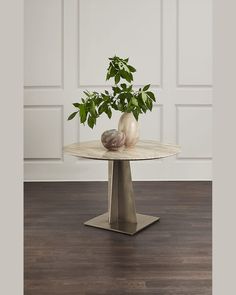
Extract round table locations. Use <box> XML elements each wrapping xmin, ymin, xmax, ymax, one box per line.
<box><xmin>64</xmin><ymin>140</ymin><xmax>180</xmax><ymax>235</ymax></box>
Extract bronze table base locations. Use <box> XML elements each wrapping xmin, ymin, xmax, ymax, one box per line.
<box><xmin>84</xmin><ymin>160</ymin><xmax>160</xmax><ymax>235</ymax></box>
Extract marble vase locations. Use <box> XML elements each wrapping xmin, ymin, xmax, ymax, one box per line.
<box><xmin>101</xmin><ymin>129</ymin><xmax>126</xmax><ymax>151</ymax></box>
<box><xmin>118</xmin><ymin>112</ymin><xmax>139</xmax><ymax>147</ymax></box>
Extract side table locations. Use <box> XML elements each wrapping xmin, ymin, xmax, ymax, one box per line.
<box><xmin>64</xmin><ymin>140</ymin><xmax>180</xmax><ymax>235</ymax></box>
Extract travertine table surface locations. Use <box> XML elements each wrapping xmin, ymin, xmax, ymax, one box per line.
<box><xmin>64</xmin><ymin>140</ymin><xmax>180</xmax><ymax>161</ymax></box>
<box><xmin>64</xmin><ymin>140</ymin><xmax>180</xmax><ymax>235</ymax></box>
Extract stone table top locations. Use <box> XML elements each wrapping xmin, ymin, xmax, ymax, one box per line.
<box><xmin>64</xmin><ymin>140</ymin><xmax>181</xmax><ymax>161</ymax></box>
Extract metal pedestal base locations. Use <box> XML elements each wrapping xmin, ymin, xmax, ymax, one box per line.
<box><xmin>84</xmin><ymin>213</ymin><xmax>160</xmax><ymax>235</ymax></box>
<box><xmin>84</xmin><ymin>160</ymin><xmax>160</xmax><ymax>235</ymax></box>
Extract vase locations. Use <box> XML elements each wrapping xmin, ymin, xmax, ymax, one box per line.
<box><xmin>118</xmin><ymin>112</ymin><xmax>139</xmax><ymax>147</ymax></box>
<box><xmin>101</xmin><ymin>129</ymin><xmax>126</xmax><ymax>151</ymax></box>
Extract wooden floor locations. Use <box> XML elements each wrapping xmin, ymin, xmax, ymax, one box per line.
<box><xmin>25</xmin><ymin>181</ymin><xmax>212</xmax><ymax>295</ymax></box>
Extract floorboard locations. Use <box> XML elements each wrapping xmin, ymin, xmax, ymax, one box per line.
<box><xmin>24</xmin><ymin>181</ymin><xmax>212</xmax><ymax>295</ymax></box>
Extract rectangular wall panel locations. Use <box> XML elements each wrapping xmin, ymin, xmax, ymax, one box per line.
<box><xmin>24</xmin><ymin>106</ymin><xmax>63</xmax><ymax>159</ymax></box>
<box><xmin>139</xmin><ymin>106</ymin><xmax>163</xmax><ymax>141</ymax></box>
<box><xmin>79</xmin><ymin>0</ymin><xmax>162</xmax><ymax>86</ymax></box>
<box><xmin>24</xmin><ymin>0</ymin><xmax>62</xmax><ymax>87</ymax></box>
<box><xmin>176</xmin><ymin>105</ymin><xmax>212</xmax><ymax>159</ymax></box>
<box><xmin>177</xmin><ymin>0</ymin><xmax>212</xmax><ymax>86</ymax></box>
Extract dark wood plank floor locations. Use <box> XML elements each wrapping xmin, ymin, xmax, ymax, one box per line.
<box><xmin>25</xmin><ymin>181</ymin><xmax>212</xmax><ymax>295</ymax></box>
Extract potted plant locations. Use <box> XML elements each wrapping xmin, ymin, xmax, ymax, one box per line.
<box><xmin>68</xmin><ymin>56</ymin><xmax>157</xmax><ymax>148</ymax></box>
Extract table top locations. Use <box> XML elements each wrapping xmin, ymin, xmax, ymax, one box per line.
<box><xmin>64</xmin><ymin>140</ymin><xmax>180</xmax><ymax>161</ymax></box>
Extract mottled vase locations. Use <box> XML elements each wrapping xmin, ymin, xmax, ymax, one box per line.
<box><xmin>101</xmin><ymin>129</ymin><xmax>126</xmax><ymax>151</ymax></box>
<box><xmin>118</xmin><ymin>112</ymin><xmax>139</xmax><ymax>147</ymax></box>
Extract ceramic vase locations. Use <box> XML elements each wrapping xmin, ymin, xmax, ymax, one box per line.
<box><xmin>118</xmin><ymin>112</ymin><xmax>139</xmax><ymax>147</ymax></box>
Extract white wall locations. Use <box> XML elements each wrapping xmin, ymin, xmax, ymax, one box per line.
<box><xmin>0</xmin><ymin>0</ymin><xmax>23</xmax><ymax>293</ymax></box>
<box><xmin>213</xmin><ymin>0</ymin><xmax>236</xmax><ymax>293</ymax></box>
<box><xmin>24</xmin><ymin>0</ymin><xmax>212</xmax><ymax>181</ymax></box>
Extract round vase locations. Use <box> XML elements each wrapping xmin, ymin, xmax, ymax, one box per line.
<box><xmin>101</xmin><ymin>129</ymin><xmax>126</xmax><ymax>151</ymax></box>
<box><xmin>118</xmin><ymin>112</ymin><xmax>139</xmax><ymax>147</ymax></box>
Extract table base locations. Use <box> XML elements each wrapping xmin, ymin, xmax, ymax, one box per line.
<box><xmin>84</xmin><ymin>213</ymin><xmax>160</xmax><ymax>235</ymax></box>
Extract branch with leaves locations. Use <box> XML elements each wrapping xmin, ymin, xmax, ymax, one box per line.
<box><xmin>68</xmin><ymin>56</ymin><xmax>157</xmax><ymax>128</ymax></box>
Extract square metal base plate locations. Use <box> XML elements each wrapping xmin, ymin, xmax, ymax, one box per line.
<box><xmin>84</xmin><ymin>213</ymin><xmax>160</xmax><ymax>235</ymax></box>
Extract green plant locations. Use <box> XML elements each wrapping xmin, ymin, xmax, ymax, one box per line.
<box><xmin>68</xmin><ymin>56</ymin><xmax>157</xmax><ymax>128</ymax></box>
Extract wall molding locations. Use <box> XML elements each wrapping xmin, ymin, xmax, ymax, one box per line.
<box><xmin>24</xmin><ymin>0</ymin><xmax>64</xmax><ymax>90</ymax></box>
<box><xmin>176</xmin><ymin>103</ymin><xmax>212</xmax><ymax>160</ymax></box>
<box><xmin>24</xmin><ymin>105</ymin><xmax>64</xmax><ymax>161</ymax></box>
<box><xmin>176</xmin><ymin>0</ymin><xmax>212</xmax><ymax>88</ymax></box>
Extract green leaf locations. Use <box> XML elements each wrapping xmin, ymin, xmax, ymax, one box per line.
<box><xmin>117</xmin><ymin>103</ymin><xmax>123</xmax><ymax>111</ymax></box>
<box><xmin>118</xmin><ymin>92</ymin><xmax>128</xmax><ymax>101</ymax></box>
<box><xmin>121</xmin><ymin>71</ymin><xmax>131</xmax><ymax>83</ymax></box>
<box><xmin>112</xmin><ymin>103</ymin><xmax>118</xmax><ymax>110</ymax></box>
<box><xmin>128</xmin><ymin>65</ymin><xmax>136</xmax><ymax>72</ymax></box>
<box><xmin>115</xmin><ymin>74</ymin><xmax>120</xmax><ymax>84</ymax></box>
<box><xmin>105</xmin><ymin>107</ymin><xmax>112</xmax><ymax>119</ymax></box>
<box><xmin>118</xmin><ymin>61</ymin><xmax>124</xmax><ymax>70</ymax></box>
<box><xmin>83</xmin><ymin>91</ymin><xmax>90</xmax><ymax>97</ymax></box>
<box><xmin>73</xmin><ymin>103</ymin><xmax>80</xmax><ymax>108</ymax></box>
<box><xmin>140</xmin><ymin>104</ymin><xmax>147</xmax><ymax>113</ymax></box>
<box><xmin>79</xmin><ymin>104</ymin><xmax>87</xmax><ymax>123</ymax></box>
<box><xmin>113</xmin><ymin>86</ymin><xmax>121</xmax><ymax>95</ymax></box>
<box><xmin>146</xmin><ymin>98</ymin><xmax>153</xmax><ymax>111</ymax></box>
<box><xmin>98</xmin><ymin>103</ymin><xmax>105</xmax><ymax>115</ymax></box>
<box><xmin>68</xmin><ymin>111</ymin><xmax>78</xmax><ymax>120</ymax></box>
<box><xmin>79</xmin><ymin>104</ymin><xmax>85</xmax><ymax>115</ymax></box>
<box><xmin>107</xmin><ymin>65</ymin><xmax>111</xmax><ymax>73</ymax></box>
<box><xmin>88</xmin><ymin>115</ymin><xmax>96</xmax><ymax>129</ymax></box>
<box><xmin>90</xmin><ymin>101</ymin><xmax>96</xmax><ymax>116</ymax></box>
<box><xmin>132</xmin><ymin>110</ymin><xmax>139</xmax><ymax>121</ymax></box>
<box><xmin>121</xmin><ymin>83</ymin><xmax>126</xmax><ymax>89</ymax></box>
<box><xmin>127</xmin><ymin>98</ymin><xmax>133</xmax><ymax>108</ymax></box>
<box><xmin>131</xmin><ymin>97</ymin><xmax>139</xmax><ymax>107</ymax></box>
<box><xmin>127</xmin><ymin>85</ymin><xmax>132</xmax><ymax>92</ymax></box>
<box><xmin>146</xmin><ymin>91</ymin><xmax>156</xmax><ymax>101</ymax></box>
<box><xmin>110</xmin><ymin>66</ymin><xmax>117</xmax><ymax>77</ymax></box>
<box><xmin>123</xmin><ymin>64</ymin><xmax>130</xmax><ymax>72</ymax></box>
<box><xmin>143</xmin><ymin>84</ymin><xmax>150</xmax><ymax>91</ymax></box>
<box><xmin>141</xmin><ymin>91</ymin><xmax>147</xmax><ymax>103</ymax></box>
<box><xmin>107</xmin><ymin>64</ymin><xmax>117</xmax><ymax>80</ymax></box>
<box><xmin>80</xmin><ymin>113</ymin><xmax>87</xmax><ymax>124</ymax></box>
<box><xmin>95</xmin><ymin>95</ymin><xmax>102</xmax><ymax>105</ymax></box>
<box><xmin>125</xmin><ymin>92</ymin><xmax>133</xmax><ymax>100</ymax></box>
